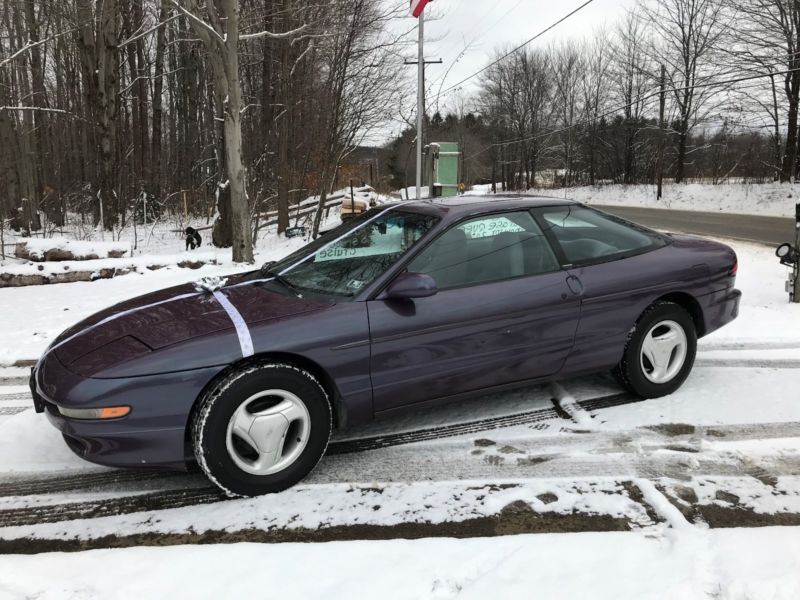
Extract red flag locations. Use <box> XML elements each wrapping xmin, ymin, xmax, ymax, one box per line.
<box><xmin>410</xmin><ymin>0</ymin><xmax>431</xmax><ymax>18</ymax></box>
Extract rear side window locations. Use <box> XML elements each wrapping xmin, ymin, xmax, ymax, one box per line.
<box><xmin>407</xmin><ymin>211</ymin><xmax>559</xmax><ymax>290</ymax></box>
<box><xmin>535</xmin><ymin>206</ymin><xmax>664</xmax><ymax>265</ymax></box>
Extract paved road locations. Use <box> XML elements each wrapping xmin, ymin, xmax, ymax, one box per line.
<box><xmin>594</xmin><ymin>205</ymin><xmax>795</xmax><ymax>246</ymax></box>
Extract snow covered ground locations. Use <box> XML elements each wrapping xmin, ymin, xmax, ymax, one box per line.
<box><xmin>1</xmin><ymin>198</ymin><xmax>799</xmax><ymax>598</ymax></box>
<box><xmin>2</xmin><ymin>528</ymin><xmax>799</xmax><ymax>600</ymax></box>
<box><xmin>468</xmin><ymin>182</ymin><xmax>798</xmax><ymax>218</ymax></box>
<box><xmin>559</xmin><ymin>182</ymin><xmax>798</xmax><ymax>218</ymax></box>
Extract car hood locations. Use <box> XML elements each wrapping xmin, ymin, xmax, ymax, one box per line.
<box><xmin>52</xmin><ymin>273</ymin><xmax>326</xmax><ymax>373</ymax></box>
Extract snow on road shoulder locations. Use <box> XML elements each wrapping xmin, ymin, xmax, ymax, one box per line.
<box><xmin>522</xmin><ymin>182</ymin><xmax>798</xmax><ymax>218</ymax></box>
<box><xmin>2</xmin><ymin>528</ymin><xmax>799</xmax><ymax>600</ymax></box>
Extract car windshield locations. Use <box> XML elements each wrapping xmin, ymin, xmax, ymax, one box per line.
<box><xmin>266</xmin><ymin>208</ymin><xmax>439</xmax><ymax>297</ymax></box>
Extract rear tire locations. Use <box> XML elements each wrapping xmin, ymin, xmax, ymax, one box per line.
<box><xmin>613</xmin><ymin>302</ymin><xmax>697</xmax><ymax>399</ymax></box>
<box><xmin>192</xmin><ymin>362</ymin><xmax>331</xmax><ymax>497</ymax></box>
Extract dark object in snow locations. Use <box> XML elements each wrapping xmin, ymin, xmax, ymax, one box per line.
<box><xmin>185</xmin><ymin>227</ymin><xmax>202</xmax><ymax>251</ymax></box>
<box><xmin>285</xmin><ymin>226</ymin><xmax>306</xmax><ymax>238</ymax></box>
<box><xmin>32</xmin><ymin>195</ymin><xmax>741</xmax><ymax>497</ymax></box>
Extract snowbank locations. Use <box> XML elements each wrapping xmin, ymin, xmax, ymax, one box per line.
<box><xmin>531</xmin><ymin>182</ymin><xmax>798</xmax><ymax>218</ymax></box>
<box><xmin>1</xmin><ymin>528</ymin><xmax>798</xmax><ymax>599</ymax></box>
<box><xmin>15</xmin><ymin>238</ymin><xmax>131</xmax><ymax>262</ymax></box>
<box><xmin>392</xmin><ymin>186</ymin><xmax>430</xmax><ymax>200</ymax></box>
<box><xmin>0</xmin><ymin>251</ymin><xmax>221</xmax><ymax>288</ymax></box>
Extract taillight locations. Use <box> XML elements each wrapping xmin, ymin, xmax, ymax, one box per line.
<box><xmin>729</xmin><ymin>262</ymin><xmax>738</xmax><ymax>276</ymax></box>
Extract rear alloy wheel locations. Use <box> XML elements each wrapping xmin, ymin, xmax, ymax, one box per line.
<box><xmin>613</xmin><ymin>302</ymin><xmax>697</xmax><ymax>398</ymax></box>
<box><xmin>193</xmin><ymin>362</ymin><xmax>331</xmax><ymax>497</ymax></box>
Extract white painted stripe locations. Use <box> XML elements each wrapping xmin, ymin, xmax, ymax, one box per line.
<box><xmin>212</xmin><ymin>291</ymin><xmax>254</xmax><ymax>358</ymax></box>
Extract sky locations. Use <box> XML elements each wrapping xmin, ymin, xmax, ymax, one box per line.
<box><xmin>367</xmin><ymin>0</ymin><xmax>634</xmax><ymax>144</ymax></box>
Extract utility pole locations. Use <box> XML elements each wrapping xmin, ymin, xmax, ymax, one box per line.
<box><xmin>657</xmin><ymin>64</ymin><xmax>666</xmax><ymax>200</ymax></box>
<box><xmin>408</xmin><ymin>0</ymin><xmax>438</xmax><ymax>201</ymax></box>
<box><xmin>416</xmin><ymin>11</ymin><xmax>424</xmax><ymax>202</ymax></box>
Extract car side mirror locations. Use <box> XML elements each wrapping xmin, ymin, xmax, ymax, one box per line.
<box><xmin>385</xmin><ymin>272</ymin><xmax>438</xmax><ymax>300</ymax></box>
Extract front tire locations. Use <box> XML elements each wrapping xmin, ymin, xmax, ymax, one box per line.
<box><xmin>192</xmin><ymin>362</ymin><xmax>332</xmax><ymax>497</ymax></box>
<box><xmin>613</xmin><ymin>302</ymin><xmax>697</xmax><ymax>399</ymax></box>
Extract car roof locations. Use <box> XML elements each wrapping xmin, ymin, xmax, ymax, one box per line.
<box><xmin>390</xmin><ymin>195</ymin><xmax>579</xmax><ymax>221</ymax></box>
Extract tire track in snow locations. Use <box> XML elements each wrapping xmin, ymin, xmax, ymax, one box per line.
<box><xmin>699</xmin><ymin>341</ymin><xmax>800</xmax><ymax>352</ymax></box>
<box><xmin>328</xmin><ymin>393</ymin><xmax>638</xmax><ymax>455</ymax></box>
<box><xmin>3</xmin><ymin>441</ymin><xmax>800</xmax><ymax>528</ymax></box>
<box><xmin>0</xmin><ymin>394</ymin><xmax>32</xmax><ymax>403</ymax></box>
<box><xmin>0</xmin><ymin>392</ymin><xmax>635</xmax><ymax>497</ymax></box>
<box><xmin>0</xmin><ymin>488</ymin><xmax>224</xmax><ymax>528</ymax></box>
<box><xmin>696</xmin><ymin>358</ymin><xmax>800</xmax><ymax>369</ymax></box>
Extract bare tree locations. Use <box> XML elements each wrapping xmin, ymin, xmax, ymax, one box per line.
<box><xmin>724</xmin><ymin>0</ymin><xmax>800</xmax><ymax>181</ymax></box>
<box><xmin>581</xmin><ymin>30</ymin><xmax>612</xmax><ymax>184</ymax></box>
<box><xmin>610</xmin><ymin>11</ymin><xmax>654</xmax><ymax>184</ymax></box>
<box><xmin>641</xmin><ymin>0</ymin><xmax>728</xmax><ymax>183</ymax></box>
<box><xmin>75</xmin><ymin>0</ymin><xmax>121</xmax><ymax>229</ymax></box>
<box><xmin>551</xmin><ymin>42</ymin><xmax>586</xmax><ymax>187</ymax></box>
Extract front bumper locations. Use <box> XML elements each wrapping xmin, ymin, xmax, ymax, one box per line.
<box><xmin>32</xmin><ymin>352</ymin><xmax>224</xmax><ymax>469</ymax></box>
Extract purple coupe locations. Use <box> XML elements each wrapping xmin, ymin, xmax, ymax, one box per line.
<box><xmin>31</xmin><ymin>197</ymin><xmax>741</xmax><ymax>496</ymax></box>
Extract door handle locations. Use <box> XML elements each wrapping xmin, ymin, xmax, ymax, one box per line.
<box><xmin>566</xmin><ymin>275</ymin><xmax>584</xmax><ymax>296</ymax></box>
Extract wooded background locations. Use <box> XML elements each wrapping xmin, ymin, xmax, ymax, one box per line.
<box><xmin>2</xmin><ymin>0</ymin><xmax>800</xmax><ymax>261</ymax></box>
<box><xmin>1</xmin><ymin>0</ymin><xmax>406</xmax><ymax>260</ymax></box>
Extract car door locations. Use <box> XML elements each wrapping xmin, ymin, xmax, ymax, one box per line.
<box><xmin>367</xmin><ymin>210</ymin><xmax>582</xmax><ymax>415</ymax></box>
<box><xmin>532</xmin><ymin>205</ymin><xmax>673</xmax><ymax>375</ymax></box>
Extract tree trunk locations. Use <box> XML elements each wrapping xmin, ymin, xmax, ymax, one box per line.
<box><xmin>0</xmin><ymin>108</ymin><xmax>22</xmax><ymax>219</ymax></box>
<box><xmin>76</xmin><ymin>0</ymin><xmax>120</xmax><ymax>230</ymax></box>
<box><xmin>151</xmin><ymin>1</ymin><xmax>169</xmax><ymax>198</ymax></box>
<box><xmin>222</xmin><ymin>86</ymin><xmax>254</xmax><ymax>263</ymax></box>
<box><xmin>220</xmin><ymin>1</ymin><xmax>253</xmax><ymax>263</ymax></box>
<box><xmin>23</xmin><ymin>0</ymin><xmax>45</xmax><ymax>226</ymax></box>
<box><xmin>675</xmin><ymin>119</ymin><xmax>689</xmax><ymax>184</ymax></box>
<box><xmin>783</xmin><ymin>96</ymin><xmax>799</xmax><ymax>183</ymax></box>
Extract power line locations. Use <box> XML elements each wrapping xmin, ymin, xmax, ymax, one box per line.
<box><xmin>428</xmin><ymin>0</ymin><xmax>526</xmax><ymax>90</ymax></box>
<box><xmin>438</xmin><ymin>0</ymin><xmax>597</xmax><ymax>97</ymax></box>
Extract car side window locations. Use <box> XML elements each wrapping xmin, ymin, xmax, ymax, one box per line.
<box><xmin>407</xmin><ymin>211</ymin><xmax>560</xmax><ymax>290</ymax></box>
<box><xmin>536</xmin><ymin>206</ymin><xmax>664</xmax><ymax>265</ymax></box>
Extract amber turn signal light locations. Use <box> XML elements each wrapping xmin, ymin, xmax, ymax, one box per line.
<box><xmin>58</xmin><ymin>406</ymin><xmax>131</xmax><ymax>420</ymax></box>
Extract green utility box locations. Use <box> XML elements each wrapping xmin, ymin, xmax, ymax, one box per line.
<box><xmin>425</xmin><ymin>142</ymin><xmax>460</xmax><ymax>198</ymax></box>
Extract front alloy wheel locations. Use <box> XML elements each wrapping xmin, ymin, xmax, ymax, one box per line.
<box><xmin>193</xmin><ymin>362</ymin><xmax>332</xmax><ymax>497</ymax></box>
<box><xmin>225</xmin><ymin>389</ymin><xmax>311</xmax><ymax>477</ymax></box>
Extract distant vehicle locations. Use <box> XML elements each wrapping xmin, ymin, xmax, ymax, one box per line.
<box><xmin>31</xmin><ymin>196</ymin><xmax>741</xmax><ymax>496</ymax></box>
